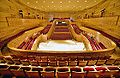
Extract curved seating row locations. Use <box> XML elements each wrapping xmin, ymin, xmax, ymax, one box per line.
<box><xmin>17</xmin><ymin>24</ymin><xmax>52</xmax><ymax>50</ymax></box>
<box><xmin>83</xmin><ymin>33</ymin><xmax>106</xmax><ymax>50</ymax></box>
<box><xmin>41</xmin><ymin>24</ymin><xmax>52</xmax><ymax>34</ymax></box>
<box><xmin>50</xmin><ymin>24</ymin><xmax>72</xmax><ymax>40</ymax></box>
<box><xmin>71</xmin><ymin>24</ymin><xmax>83</xmax><ymax>34</ymax></box>
<box><xmin>50</xmin><ymin>32</ymin><xmax>72</xmax><ymax>40</ymax></box>
<box><xmin>17</xmin><ymin>32</ymin><xmax>41</xmax><ymax>50</ymax></box>
<box><xmin>0</xmin><ymin>62</ymin><xmax>120</xmax><ymax>78</ymax></box>
<box><xmin>71</xmin><ymin>24</ymin><xmax>106</xmax><ymax>50</ymax></box>
<box><xmin>1</xmin><ymin>55</ymin><xmax>120</xmax><ymax>67</ymax></box>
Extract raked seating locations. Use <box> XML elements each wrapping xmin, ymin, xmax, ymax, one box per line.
<box><xmin>71</xmin><ymin>24</ymin><xmax>83</xmax><ymax>34</ymax></box>
<box><xmin>17</xmin><ymin>24</ymin><xmax>52</xmax><ymax>50</ymax></box>
<box><xmin>71</xmin><ymin>24</ymin><xmax>106</xmax><ymax>50</ymax></box>
<box><xmin>1</xmin><ymin>55</ymin><xmax>120</xmax><ymax>67</ymax></box>
<box><xmin>50</xmin><ymin>32</ymin><xmax>72</xmax><ymax>40</ymax></box>
<box><xmin>54</xmin><ymin>28</ymin><xmax>69</xmax><ymax>32</ymax></box>
<box><xmin>41</xmin><ymin>24</ymin><xmax>52</xmax><ymax>34</ymax></box>
<box><xmin>0</xmin><ymin>63</ymin><xmax>120</xmax><ymax>78</ymax></box>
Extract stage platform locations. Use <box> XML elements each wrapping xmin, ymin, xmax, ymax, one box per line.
<box><xmin>37</xmin><ymin>40</ymin><xmax>86</xmax><ymax>51</ymax></box>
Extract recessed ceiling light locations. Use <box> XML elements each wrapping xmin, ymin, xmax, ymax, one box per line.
<box><xmin>77</xmin><ymin>1</ymin><xmax>79</xmax><ymax>2</ymax></box>
<box><xmin>51</xmin><ymin>1</ymin><xmax>54</xmax><ymax>3</ymax></box>
<box><xmin>53</xmin><ymin>6</ymin><xmax>55</xmax><ymax>7</ymax></box>
<box><xmin>60</xmin><ymin>6</ymin><xmax>62</xmax><ymax>7</ymax></box>
<box><xmin>67</xmin><ymin>6</ymin><xmax>69</xmax><ymax>7</ymax></box>
<box><xmin>60</xmin><ymin>1</ymin><xmax>62</xmax><ymax>3</ymax></box>
<box><xmin>43</xmin><ymin>1</ymin><xmax>45</xmax><ymax>3</ymax></box>
<box><xmin>85</xmin><ymin>0</ymin><xmax>87</xmax><ymax>2</ymax></box>
<box><xmin>36</xmin><ymin>1</ymin><xmax>38</xmax><ymax>3</ymax></box>
<box><xmin>27</xmin><ymin>2</ymin><xmax>29</xmax><ymax>4</ymax></box>
<box><xmin>68</xmin><ymin>1</ymin><xmax>71</xmax><ymax>3</ymax></box>
<box><xmin>35</xmin><ymin>7</ymin><xmax>36</xmax><ymax>8</ymax></box>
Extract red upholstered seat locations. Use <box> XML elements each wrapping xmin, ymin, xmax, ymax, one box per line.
<box><xmin>114</xmin><ymin>58</ymin><xmax>120</xmax><ymax>65</ymax></box>
<box><xmin>70</xmin><ymin>67</ymin><xmax>81</xmax><ymax>72</ymax></box>
<box><xmin>71</xmin><ymin>72</ymin><xmax>84</xmax><ymax>78</ymax></box>
<box><xmin>4</xmin><ymin>56</ymin><xmax>14</xmax><ymax>64</ymax></box>
<box><xmin>95</xmin><ymin>67</ymin><xmax>107</xmax><ymax>71</ymax></box>
<box><xmin>107</xmin><ymin>66</ymin><xmax>119</xmax><ymax>70</ymax></box>
<box><xmin>42</xmin><ymin>67</ymin><xmax>56</xmax><ymax>78</ymax></box>
<box><xmin>27</xmin><ymin>67</ymin><xmax>43</xmax><ymax>78</ymax></box>
<box><xmin>83</xmin><ymin>67</ymin><xmax>95</xmax><ymax>71</ymax></box>
<box><xmin>57</xmin><ymin>67</ymin><xmax>69</xmax><ymax>78</ymax></box>
<box><xmin>30</xmin><ymin>60</ymin><xmax>39</xmax><ymax>66</ymax></box>
<box><xmin>0</xmin><ymin>56</ymin><xmax>6</xmax><ymax>63</ymax></box>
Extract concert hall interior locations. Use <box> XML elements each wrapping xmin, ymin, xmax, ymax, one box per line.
<box><xmin>0</xmin><ymin>0</ymin><xmax>120</xmax><ymax>78</ymax></box>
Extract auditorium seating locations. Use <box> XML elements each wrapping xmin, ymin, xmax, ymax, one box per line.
<box><xmin>70</xmin><ymin>24</ymin><xmax>107</xmax><ymax>50</ymax></box>
<box><xmin>41</xmin><ymin>24</ymin><xmax>52</xmax><ymax>34</ymax></box>
<box><xmin>0</xmin><ymin>55</ymin><xmax>120</xmax><ymax>78</ymax></box>
<box><xmin>71</xmin><ymin>24</ymin><xmax>83</xmax><ymax>34</ymax></box>
<box><xmin>17</xmin><ymin>24</ymin><xmax>52</xmax><ymax>50</ymax></box>
<box><xmin>50</xmin><ymin>32</ymin><xmax>72</xmax><ymax>40</ymax></box>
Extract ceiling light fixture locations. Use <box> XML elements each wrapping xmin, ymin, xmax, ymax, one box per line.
<box><xmin>60</xmin><ymin>1</ymin><xmax>62</xmax><ymax>3</ymax></box>
<box><xmin>51</xmin><ymin>1</ymin><xmax>54</xmax><ymax>3</ymax></box>
<box><xmin>43</xmin><ymin>1</ymin><xmax>45</xmax><ymax>3</ymax></box>
<box><xmin>27</xmin><ymin>2</ymin><xmax>29</xmax><ymax>4</ymax></box>
<box><xmin>36</xmin><ymin>1</ymin><xmax>38</xmax><ymax>3</ymax></box>
<box><xmin>85</xmin><ymin>0</ymin><xmax>87</xmax><ymax>2</ymax></box>
<box><xmin>68</xmin><ymin>1</ymin><xmax>71</xmax><ymax>3</ymax></box>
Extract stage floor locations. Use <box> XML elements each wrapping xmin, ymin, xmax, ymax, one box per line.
<box><xmin>37</xmin><ymin>40</ymin><xmax>86</xmax><ymax>51</ymax></box>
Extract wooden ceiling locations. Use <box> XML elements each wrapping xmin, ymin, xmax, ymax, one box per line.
<box><xmin>19</xmin><ymin>0</ymin><xmax>103</xmax><ymax>12</ymax></box>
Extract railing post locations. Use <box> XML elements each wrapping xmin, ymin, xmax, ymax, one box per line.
<box><xmin>116</xmin><ymin>15</ymin><xmax>120</xmax><ymax>25</ymax></box>
<box><xmin>5</xmin><ymin>17</ymin><xmax>9</xmax><ymax>26</ymax></box>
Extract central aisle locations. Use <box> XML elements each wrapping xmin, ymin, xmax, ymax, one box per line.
<box><xmin>37</xmin><ymin>40</ymin><xmax>86</xmax><ymax>51</ymax></box>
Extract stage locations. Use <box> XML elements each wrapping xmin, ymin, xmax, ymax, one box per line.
<box><xmin>37</xmin><ymin>40</ymin><xmax>86</xmax><ymax>51</ymax></box>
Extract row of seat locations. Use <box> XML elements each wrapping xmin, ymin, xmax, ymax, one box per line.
<box><xmin>71</xmin><ymin>24</ymin><xmax>106</xmax><ymax>50</ymax></box>
<box><xmin>17</xmin><ymin>24</ymin><xmax>52</xmax><ymax>50</ymax></box>
<box><xmin>50</xmin><ymin>24</ymin><xmax>72</xmax><ymax>40</ymax></box>
<box><xmin>71</xmin><ymin>24</ymin><xmax>83</xmax><ymax>34</ymax></box>
<box><xmin>50</xmin><ymin>32</ymin><xmax>72</xmax><ymax>40</ymax></box>
<box><xmin>83</xmin><ymin>33</ymin><xmax>106</xmax><ymax>50</ymax></box>
<box><xmin>1</xmin><ymin>55</ymin><xmax>120</xmax><ymax>67</ymax></box>
<box><xmin>41</xmin><ymin>24</ymin><xmax>52</xmax><ymax>34</ymax></box>
<box><xmin>54</xmin><ymin>28</ymin><xmax>69</xmax><ymax>32</ymax></box>
<box><xmin>0</xmin><ymin>64</ymin><xmax>120</xmax><ymax>78</ymax></box>
<box><xmin>17</xmin><ymin>32</ymin><xmax>41</xmax><ymax>50</ymax></box>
